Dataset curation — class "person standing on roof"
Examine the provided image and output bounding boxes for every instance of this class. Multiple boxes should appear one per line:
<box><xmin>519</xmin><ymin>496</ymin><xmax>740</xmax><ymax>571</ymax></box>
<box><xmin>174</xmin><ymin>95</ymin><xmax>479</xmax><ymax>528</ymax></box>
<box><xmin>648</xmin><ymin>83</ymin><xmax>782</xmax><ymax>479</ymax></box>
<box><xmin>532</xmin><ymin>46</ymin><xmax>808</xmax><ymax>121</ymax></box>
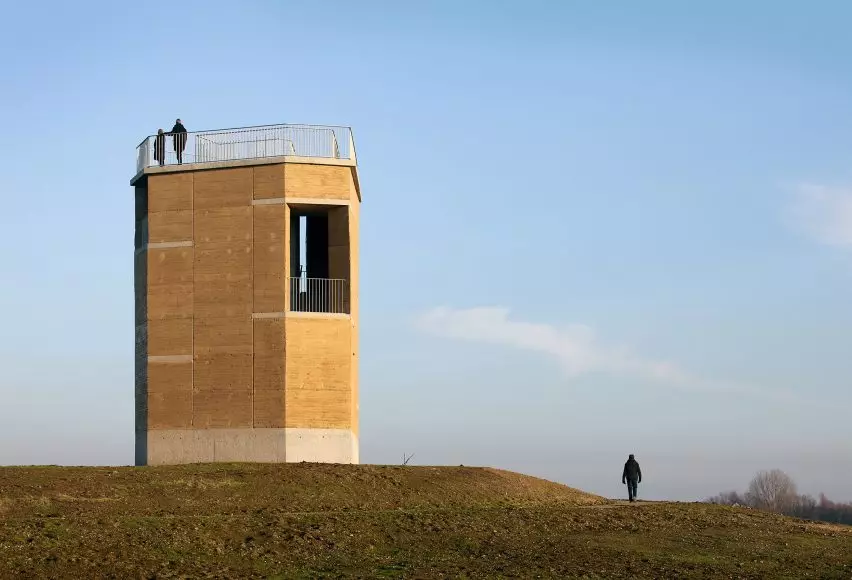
<box><xmin>622</xmin><ymin>454</ymin><xmax>642</xmax><ymax>502</ymax></box>
<box><xmin>170</xmin><ymin>118</ymin><xmax>187</xmax><ymax>164</ymax></box>
<box><xmin>153</xmin><ymin>129</ymin><xmax>166</xmax><ymax>166</ymax></box>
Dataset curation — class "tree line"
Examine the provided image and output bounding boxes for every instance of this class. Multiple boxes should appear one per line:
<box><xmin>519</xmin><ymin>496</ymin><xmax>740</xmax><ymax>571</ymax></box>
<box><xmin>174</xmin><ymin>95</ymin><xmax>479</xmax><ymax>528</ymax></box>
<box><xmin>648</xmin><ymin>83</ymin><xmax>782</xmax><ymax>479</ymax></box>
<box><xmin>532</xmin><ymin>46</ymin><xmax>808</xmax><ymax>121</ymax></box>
<box><xmin>705</xmin><ymin>469</ymin><xmax>852</xmax><ymax>526</ymax></box>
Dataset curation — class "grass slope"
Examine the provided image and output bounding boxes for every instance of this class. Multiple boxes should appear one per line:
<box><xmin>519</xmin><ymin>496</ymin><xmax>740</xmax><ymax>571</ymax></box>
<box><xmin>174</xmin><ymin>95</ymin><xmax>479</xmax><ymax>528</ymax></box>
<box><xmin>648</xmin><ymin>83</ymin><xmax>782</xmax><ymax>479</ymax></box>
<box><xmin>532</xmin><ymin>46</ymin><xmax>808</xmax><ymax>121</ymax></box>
<box><xmin>0</xmin><ymin>463</ymin><xmax>850</xmax><ymax>578</ymax></box>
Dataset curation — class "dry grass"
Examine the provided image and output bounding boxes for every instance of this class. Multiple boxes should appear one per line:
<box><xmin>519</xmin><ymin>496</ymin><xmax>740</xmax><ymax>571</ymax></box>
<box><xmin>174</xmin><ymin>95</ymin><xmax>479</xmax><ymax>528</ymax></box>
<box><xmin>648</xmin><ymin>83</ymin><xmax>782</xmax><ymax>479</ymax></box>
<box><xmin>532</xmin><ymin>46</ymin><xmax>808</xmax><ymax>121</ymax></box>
<box><xmin>163</xmin><ymin>477</ymin><xmax>245</xmax><ymax>490</ymax></box>
<box><xmin>0</xmin><ymin>463</ymin><xmax>849</xmax><ymax>579</ymax></box>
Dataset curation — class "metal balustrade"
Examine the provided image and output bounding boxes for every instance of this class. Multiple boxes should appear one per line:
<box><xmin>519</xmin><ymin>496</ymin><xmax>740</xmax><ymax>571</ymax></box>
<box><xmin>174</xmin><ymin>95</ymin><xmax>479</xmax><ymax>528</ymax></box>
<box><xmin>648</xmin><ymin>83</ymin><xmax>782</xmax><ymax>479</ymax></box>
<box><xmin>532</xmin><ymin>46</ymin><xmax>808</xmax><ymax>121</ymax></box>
<box><xmin>289</xmin><ymin>277</ymin><xmax>350</xmax><ymax>314</ymax></box>
<box><xmin>136</xmin><ymin>124</ymin><xmax>352</xmax><ymax>173</ymax></box>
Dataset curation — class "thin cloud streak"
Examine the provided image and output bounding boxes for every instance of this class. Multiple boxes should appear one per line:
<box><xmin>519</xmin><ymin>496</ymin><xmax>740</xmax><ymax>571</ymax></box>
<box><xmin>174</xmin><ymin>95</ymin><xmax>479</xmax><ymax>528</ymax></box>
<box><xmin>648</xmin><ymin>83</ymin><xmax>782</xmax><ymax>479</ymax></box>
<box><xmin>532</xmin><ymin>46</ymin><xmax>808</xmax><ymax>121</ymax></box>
<box><xmin>786</xmin><ymin>184</ymin><xmax>852</xmax><ymax>249</ymax></box>
<box><xmin>416</xmin><ymin>306</ymin><xmax>796</xmax><ymax>402</ymax></box>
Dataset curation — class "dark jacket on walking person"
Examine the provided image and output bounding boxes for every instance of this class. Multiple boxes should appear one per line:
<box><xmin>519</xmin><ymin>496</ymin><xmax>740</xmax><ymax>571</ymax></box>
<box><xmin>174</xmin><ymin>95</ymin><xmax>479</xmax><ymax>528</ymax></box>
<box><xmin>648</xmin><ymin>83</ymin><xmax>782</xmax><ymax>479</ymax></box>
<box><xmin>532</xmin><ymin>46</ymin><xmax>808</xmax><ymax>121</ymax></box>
<box><xmin>153</xmin><ymin>129</ymin><xmax>166</xmax><ymax>166</ymax></box>
<box><xmin>170</xmin><ymin>119</ymin><xmax>187</xmax><ymax>163</ymax></box>
<box><xmin>622</xmin><ymin>454</ymin><xmax>642</xmax><ymax>502</ymax></box>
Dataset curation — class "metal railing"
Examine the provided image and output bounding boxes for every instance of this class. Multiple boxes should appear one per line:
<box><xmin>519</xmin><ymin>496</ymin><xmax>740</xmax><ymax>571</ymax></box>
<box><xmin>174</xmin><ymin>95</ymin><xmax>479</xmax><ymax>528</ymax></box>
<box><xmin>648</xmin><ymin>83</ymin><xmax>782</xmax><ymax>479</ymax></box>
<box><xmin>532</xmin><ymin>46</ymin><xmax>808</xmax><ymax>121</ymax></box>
<box><xmin>289</xmin><ymin>277</ymin><xmax>350</xmax><ymax>314</ymax></box>
<box><xmin>136</xmin><ymin>124</ymin><xmax>352</xmax><ymax>173</ymax></box>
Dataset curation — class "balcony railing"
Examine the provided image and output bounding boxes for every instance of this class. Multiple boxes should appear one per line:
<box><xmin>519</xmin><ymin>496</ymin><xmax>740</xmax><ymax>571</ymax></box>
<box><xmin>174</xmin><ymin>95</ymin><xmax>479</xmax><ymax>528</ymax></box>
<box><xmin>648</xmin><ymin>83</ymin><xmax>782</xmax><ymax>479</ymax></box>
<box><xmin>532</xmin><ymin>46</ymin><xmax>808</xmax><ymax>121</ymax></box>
<box><xmin>136</xmin><ymin>124</ymin><xmax>352</xmax><ymax>173</ymax></box>
<box><xmin>289</xmin><ymin>277</ymin><xmax>350</xmax><ymax>314</ymax></box>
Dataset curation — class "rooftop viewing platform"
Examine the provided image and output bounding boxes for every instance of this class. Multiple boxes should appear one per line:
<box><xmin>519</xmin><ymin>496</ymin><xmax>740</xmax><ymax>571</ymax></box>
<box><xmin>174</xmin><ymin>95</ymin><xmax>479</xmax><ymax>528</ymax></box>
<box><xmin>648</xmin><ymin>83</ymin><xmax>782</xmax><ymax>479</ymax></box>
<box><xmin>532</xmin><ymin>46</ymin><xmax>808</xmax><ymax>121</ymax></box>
<box><xmin>135</xmin><ymin>123</ymin><xmax>355</xmax><ymax>177</ymax></box>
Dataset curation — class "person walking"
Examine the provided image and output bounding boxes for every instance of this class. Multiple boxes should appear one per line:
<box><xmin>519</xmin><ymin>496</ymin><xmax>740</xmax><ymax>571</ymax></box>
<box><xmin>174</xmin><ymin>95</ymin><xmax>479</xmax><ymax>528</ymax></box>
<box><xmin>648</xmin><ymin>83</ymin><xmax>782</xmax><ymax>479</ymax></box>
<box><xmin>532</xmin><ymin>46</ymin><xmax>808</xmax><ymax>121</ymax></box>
<box><xmin>170</xmin><ymin>118</ymin><xmax>187</xmax><ymax>164</ymax></box>
<box><xmin>622</xmin><ymin>454</ymin><xmax>642</xmax><ymax>502</ymax></box>
<box><xmin>153</xmin><ymin>129</ymin><xmax>166</xmax><ymax>166</ymax></box>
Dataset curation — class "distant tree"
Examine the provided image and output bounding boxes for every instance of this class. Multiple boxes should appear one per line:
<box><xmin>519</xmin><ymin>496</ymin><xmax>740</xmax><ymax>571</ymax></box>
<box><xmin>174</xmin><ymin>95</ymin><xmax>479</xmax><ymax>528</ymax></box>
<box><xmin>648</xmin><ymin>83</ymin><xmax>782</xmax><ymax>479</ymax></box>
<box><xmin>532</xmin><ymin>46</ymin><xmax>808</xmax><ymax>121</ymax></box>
<box><xmin>705</xmin><ymin>490</ymin><xmax>748</xmax><ymax>506</ymax></box>
<box><xmin>706</xmin><ymin>472</ymin><xmax>852</xmax><ymax>526</ymax></box>
<box><xmin>788</xmin><ymin>494</ymin><xmax>816</xmax><ymax>520</ymax></box>
<box><xmin>812</xmin><ymin>494</ymin><xmax>852</xmax><ymax>525</ymax></box>
<box><xmin>745</xmin><ymin>469</ymin><xmax>798</xmax><ymax>514</ymax></box>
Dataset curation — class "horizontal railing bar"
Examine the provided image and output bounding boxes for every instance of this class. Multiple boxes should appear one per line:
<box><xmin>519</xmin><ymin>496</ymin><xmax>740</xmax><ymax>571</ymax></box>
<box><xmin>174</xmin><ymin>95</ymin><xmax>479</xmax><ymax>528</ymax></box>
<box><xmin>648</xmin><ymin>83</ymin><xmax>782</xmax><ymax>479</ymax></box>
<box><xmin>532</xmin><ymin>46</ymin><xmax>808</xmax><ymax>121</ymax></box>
<box><xmin>138</xmin><ymin>123</ymin><xmax>352</xmax><ymax>143</ymax></box>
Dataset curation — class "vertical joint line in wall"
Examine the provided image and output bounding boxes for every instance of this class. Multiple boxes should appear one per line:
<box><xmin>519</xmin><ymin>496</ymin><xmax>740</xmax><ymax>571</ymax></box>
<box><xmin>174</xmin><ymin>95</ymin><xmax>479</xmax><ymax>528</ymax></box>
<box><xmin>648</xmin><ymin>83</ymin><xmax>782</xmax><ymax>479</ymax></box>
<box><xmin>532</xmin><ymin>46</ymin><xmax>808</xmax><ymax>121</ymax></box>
<box><xmin>251</xmin><ymin>194</ymin><xmax>255</xmax><ymax>428</ymax></box>
<box><xmin>190</xmin><ymin>173</ymin><xmax>195</xmax><ymax>428</ymax></box>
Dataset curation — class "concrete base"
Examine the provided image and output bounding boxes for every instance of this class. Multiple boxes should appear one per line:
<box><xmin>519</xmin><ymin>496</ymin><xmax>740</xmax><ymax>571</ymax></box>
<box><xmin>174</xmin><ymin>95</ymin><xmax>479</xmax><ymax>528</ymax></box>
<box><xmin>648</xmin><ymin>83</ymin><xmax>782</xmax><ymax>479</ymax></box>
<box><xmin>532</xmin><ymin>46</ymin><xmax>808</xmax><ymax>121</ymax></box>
<box><xmin>138</xmin><ymin>428</ymin><xmax>358</xmax><ymax>466</ymax></box>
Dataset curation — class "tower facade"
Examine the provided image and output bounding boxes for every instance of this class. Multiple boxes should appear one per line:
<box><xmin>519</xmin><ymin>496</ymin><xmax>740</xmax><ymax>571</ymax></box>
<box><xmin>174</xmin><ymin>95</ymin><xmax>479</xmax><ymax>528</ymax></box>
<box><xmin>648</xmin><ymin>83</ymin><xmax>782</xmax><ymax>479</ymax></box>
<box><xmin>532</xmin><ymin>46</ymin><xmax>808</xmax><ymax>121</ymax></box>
<box><xmin>131</xmin><ymin>124</ymin><xmax>360</xmax><ymax>465</ymax></box>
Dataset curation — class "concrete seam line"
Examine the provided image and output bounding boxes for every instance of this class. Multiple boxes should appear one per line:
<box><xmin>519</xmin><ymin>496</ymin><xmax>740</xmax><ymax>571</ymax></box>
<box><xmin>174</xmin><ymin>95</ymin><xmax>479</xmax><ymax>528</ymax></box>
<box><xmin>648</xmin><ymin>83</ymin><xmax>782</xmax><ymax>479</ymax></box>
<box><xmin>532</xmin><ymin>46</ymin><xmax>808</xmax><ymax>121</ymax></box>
<box><xmin>148</xmin><ymin>355</ymin><xmax>193</xmax><ymax>363</ymax></box>
<box><xmin>252</xmin><ymin>312</ymin><xmax>286</xmax><ymax>319</ymax></box>
<box><xmin>252</xmin><ymin>198</ymin><xmax>286</xmax><ymax>205</ymax></box>
<box><xmin>286</xmin><ymin>197</ymin><xmax>349</xmax><ymax>206</ymax></box>
<box><xmin>141</xmin><ymin>155</ymin><xmax>355</xmax><ymax>177</ymax></box>
<box><xmin>285</xmin><ymin>312</ymin><xmax>350</xmax><ymax>319</ymax></box>
<box><xmin>147</xmin><ymin>241</ymin><xmax>193</xmax><ymax>249</ymax></box>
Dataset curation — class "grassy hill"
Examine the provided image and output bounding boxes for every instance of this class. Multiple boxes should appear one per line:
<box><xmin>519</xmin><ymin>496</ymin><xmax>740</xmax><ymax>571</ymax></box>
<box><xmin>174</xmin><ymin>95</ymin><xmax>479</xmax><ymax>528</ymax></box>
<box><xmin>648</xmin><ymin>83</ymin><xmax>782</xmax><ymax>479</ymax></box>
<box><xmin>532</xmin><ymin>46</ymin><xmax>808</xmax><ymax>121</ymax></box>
<box><xmin>0</xmin><ymin>463</ymin><xmax>850</xmax><ymax>578</ymax></box>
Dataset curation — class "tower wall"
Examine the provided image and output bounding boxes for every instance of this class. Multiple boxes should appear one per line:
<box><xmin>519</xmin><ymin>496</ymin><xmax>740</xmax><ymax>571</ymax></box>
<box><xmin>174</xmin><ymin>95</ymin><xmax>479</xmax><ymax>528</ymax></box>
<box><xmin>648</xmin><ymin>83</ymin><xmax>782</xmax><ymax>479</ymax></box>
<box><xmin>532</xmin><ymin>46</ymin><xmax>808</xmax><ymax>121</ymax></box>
<box><xmin>134</xmin><ymin>160</ymin><xmax>359</xmax><ymax>465</ymax></box>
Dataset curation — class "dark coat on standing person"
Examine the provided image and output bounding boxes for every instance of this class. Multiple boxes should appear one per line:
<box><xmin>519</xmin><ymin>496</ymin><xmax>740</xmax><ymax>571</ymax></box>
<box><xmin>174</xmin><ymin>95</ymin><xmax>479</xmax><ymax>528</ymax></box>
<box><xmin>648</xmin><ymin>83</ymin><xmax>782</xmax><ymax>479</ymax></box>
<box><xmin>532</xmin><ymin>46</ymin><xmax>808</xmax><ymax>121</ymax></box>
<box><xmin>171</xmin><ymin>121</ymin><xmax>187</xmax><ymax>152</ymax></box>
<box><xmin>154</xmin><ymin>132</ymin><xmax>166</xmax><ymax>162</ymax></box>
<box><xmin>622</xmin><ymin>457</ymin><xmax>642</xmax><ymax>483</ymax></box>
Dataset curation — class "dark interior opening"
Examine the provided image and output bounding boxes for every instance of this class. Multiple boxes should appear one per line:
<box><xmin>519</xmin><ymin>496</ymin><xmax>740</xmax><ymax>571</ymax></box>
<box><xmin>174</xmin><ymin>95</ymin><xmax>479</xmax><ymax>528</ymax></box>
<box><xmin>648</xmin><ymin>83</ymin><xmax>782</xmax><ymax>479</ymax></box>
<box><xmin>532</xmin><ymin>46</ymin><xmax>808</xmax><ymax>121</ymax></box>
<box><xmin>288</xmin><ymin>206</ymin><xmax>349</xmax><ymax>314</ymax></box>
<box><xmin>305</xmin><ymin>214</ymin><xmax>329</xmax><ymax>279</ymax></box>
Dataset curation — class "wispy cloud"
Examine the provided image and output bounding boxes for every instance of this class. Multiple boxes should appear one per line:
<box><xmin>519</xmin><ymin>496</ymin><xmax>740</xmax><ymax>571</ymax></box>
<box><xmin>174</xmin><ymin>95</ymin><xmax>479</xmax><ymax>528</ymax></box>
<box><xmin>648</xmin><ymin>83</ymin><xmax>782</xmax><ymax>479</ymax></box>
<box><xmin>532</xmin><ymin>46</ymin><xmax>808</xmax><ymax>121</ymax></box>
<box><xmin>416</xmin><ymin>306</ymin><xmax>795</xmax><ymax>402</ymax></box>
<box><xmin>786</xmin><ymin>184</ymin><xmax>852</xmax><ymax>249</ymax></box>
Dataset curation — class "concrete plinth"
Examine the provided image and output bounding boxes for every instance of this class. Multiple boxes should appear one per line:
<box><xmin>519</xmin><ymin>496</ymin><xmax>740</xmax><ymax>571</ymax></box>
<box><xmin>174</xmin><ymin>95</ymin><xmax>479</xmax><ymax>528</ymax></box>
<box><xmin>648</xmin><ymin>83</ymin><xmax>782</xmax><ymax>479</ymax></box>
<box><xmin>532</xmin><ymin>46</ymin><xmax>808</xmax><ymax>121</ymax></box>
<box><xmin>139</xmin><ymin>428</ymin><xmax>358</xmax><ymax>465</ymax></box>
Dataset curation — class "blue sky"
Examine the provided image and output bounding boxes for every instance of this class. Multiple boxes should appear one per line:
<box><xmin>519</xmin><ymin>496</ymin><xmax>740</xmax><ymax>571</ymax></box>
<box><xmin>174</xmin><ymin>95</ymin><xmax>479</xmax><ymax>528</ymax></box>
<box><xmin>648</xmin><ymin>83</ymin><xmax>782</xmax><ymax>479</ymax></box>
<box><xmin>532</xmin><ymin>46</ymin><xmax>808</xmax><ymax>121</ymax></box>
<box><xmin>1</xmin><ymin>1</ymin><xmax>851</xmax><ymax>501</ymax></box>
